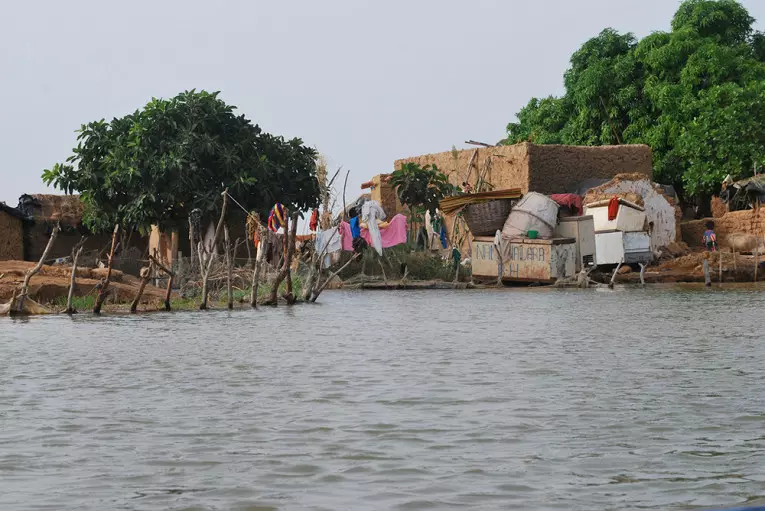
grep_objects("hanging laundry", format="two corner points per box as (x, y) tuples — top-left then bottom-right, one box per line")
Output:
(315, 228), (343, 268)
(439, 224), (448, 249)
(268, 203), (287, 232)
(340, 214), (408, 252)
(309, 209), (319, 232)
(361, 200), (387, 255)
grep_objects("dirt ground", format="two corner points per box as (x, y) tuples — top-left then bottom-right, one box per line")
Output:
(0, 260), (166, 306)
(613, 249), (763, 284)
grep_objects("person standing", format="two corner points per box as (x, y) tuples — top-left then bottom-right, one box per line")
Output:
(703, 221), (718, 252)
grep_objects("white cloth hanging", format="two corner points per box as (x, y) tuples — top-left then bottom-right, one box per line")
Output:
(362, 200), (386, 255)
(316, 228), (342, 268)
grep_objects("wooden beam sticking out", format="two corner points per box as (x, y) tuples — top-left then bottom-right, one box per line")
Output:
(465, 140), (494, 148)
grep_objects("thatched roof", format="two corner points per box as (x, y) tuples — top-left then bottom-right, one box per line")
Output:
(17, 194), (85, 227)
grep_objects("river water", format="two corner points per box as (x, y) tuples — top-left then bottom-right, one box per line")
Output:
(2, 287), (765, 510)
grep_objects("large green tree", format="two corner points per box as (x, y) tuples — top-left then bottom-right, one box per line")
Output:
(43, 90), (320, 234)
(504, 0), (765, 200)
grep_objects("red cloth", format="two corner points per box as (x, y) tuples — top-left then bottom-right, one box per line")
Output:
(607, 196), (620, 221)
(309, 209), (319, 232)
(550, 194), (583, 216)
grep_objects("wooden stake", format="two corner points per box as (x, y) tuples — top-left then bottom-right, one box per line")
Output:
(146, 254), (175, 311)
(164, 273), (173, 311)
(250, 226), (267, 308)
(65, 236), (87, 314)
(224, 225), (233, 310)
(703, 259), (711, 286)
(188, 217), (196, 273)
(17, 223), (60, 313)
(93, 224), (120, 314)
(719, 251), (723, 283)
(284, 214), (298, 302)
(310, 253), (360, 302)
(639, 263), (646, 288)
(755, 247), (759, 283)
(200, 189), (229, 310)
(609, 262), (622, 289)
(130, 262), (153, 314)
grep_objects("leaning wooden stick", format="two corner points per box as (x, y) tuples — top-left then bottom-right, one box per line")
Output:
(130, 260), (154, 313)
(147, 254), (175, 311)
(65, 236), (87, 314)
(17, 223), (60, 314)
(93, 224), (120, 314)
(200, 189), (229, 310)
(224, 225), (233, 310)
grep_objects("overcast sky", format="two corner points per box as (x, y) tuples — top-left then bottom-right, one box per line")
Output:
(2, 0), (764, 210)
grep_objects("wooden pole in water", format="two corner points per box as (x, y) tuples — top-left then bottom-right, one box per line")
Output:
(93, 224), (120, 315)
(719, 251), (723, 283)
(755, 247), (759, 283)
(609, 262), (622, 289)
(130, 261), (153, 314)
(703, 259), (711, 287)
(66, 236), (87, 314)
(639, 263), (646, 288)
(224, 225), (233, 310)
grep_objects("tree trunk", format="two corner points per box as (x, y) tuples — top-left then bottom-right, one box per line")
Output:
(200, 189), (229, 310)
(93, 224), (120, 314)
(225, 225), (233, 310)
(17, 223), (60, 313)
(268, 213), (298, 305)
(147, 254), (175, 311)
(164, 273), (174, 311)
(65, 238), (86, 314)
(250, 226), (267, 308)
(188, 217), (196, 274)
(131, 263), (153, 314)
(244, 224), (252, 267)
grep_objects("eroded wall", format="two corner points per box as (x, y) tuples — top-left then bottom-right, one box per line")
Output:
(681, 209), (765, 247)
(393, 143), (532, 193)
(527, 144), (653, 194)
(0, 212), (23, 260)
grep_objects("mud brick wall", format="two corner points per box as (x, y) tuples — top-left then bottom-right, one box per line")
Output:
(527, 144), (653, 195)
(681, 209), (765, 247)
(368, 175), (403, 219)
(394, 143), (532, 193)
(394, 143), (652, 197)
(0, 211), (24, 260)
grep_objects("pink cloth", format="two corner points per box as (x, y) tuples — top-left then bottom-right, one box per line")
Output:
(341, 214), (408, 251)
(550, 193), (583, 216)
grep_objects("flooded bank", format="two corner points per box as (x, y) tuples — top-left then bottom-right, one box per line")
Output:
(2, 288), (765, 510)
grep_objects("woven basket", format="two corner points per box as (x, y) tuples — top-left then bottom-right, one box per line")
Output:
(463, 199), (515, 236)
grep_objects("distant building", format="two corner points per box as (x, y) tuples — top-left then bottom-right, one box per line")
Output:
(395, 142), (653, 198)
(16, 194), (148, 273)
(0, 202), (25, 261)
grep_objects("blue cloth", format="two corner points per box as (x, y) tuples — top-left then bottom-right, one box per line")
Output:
(439, 225), (448, 249)
(350, 217), (361, 239)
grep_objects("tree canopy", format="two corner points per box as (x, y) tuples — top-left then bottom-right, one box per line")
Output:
(43, 90), (320, 233)
(504, 0), (765, 199)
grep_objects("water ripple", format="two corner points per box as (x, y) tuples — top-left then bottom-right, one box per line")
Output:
(1, 287), (765, 510)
